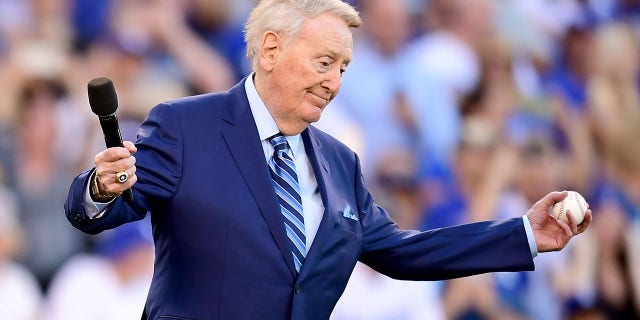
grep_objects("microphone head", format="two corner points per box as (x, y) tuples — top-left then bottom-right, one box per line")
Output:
(87, 77), (118, 116)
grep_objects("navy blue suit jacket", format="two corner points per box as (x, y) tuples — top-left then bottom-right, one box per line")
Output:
(65, 78), (534, 320)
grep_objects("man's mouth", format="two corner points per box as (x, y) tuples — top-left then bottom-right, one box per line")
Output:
(309, 92), (330, 106)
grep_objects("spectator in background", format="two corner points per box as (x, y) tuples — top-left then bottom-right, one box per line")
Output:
(184, 0), (252, 80)
(0, 186), (42, 320)
(0, 77), (88, 289)
(69, 0), (111, 52)
(420, 36), (518, 230)
(406, 0), (498, 230)
(411, 0), (493, 96)
(556, 171), (640, 319)
(43, 219), (154, 320)
(544, 24), (596, 114)
(587, 193), (640, 319)
(588, 22), (640, 170)
(106, 0), (235, 96)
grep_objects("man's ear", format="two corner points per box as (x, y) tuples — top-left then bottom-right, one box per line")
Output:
(259, 31), (279, 72)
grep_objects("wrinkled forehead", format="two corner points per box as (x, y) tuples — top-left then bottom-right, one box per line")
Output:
(292, 13), (354, 55)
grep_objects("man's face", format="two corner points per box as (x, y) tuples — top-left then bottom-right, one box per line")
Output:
(259, 13), (353, 134)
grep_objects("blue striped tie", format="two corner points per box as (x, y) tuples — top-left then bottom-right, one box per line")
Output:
(268, 134), (306, 273)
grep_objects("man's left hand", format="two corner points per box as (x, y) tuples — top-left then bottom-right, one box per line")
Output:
(526, 191), (592, 253)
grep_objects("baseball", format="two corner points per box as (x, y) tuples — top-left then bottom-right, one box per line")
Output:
(551, 191), (588, 225)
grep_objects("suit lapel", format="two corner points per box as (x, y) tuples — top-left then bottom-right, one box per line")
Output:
(220, 80), (296, 277)
(300, 128), (342, 269)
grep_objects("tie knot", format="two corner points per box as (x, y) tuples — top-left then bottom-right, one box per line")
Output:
(269, 134), (290, 153)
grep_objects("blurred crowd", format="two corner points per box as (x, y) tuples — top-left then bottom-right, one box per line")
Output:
(0, 0), (639, 319)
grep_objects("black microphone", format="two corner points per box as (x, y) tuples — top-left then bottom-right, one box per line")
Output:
(87, 77), (133, 202)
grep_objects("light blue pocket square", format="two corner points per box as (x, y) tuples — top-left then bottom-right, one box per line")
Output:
(342, 205), (358, 221)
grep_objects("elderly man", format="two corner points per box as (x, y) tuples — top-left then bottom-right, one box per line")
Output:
(65, 0), (591, 319)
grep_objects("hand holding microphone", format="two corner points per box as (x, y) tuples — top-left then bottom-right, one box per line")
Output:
(88, 77), (136, 202)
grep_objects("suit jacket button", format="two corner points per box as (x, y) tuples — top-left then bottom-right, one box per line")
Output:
(73, 213), (82, 223)
(294, 286), (301, 294)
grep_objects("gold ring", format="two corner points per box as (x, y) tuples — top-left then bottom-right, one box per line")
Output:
(116, 171), (129, 184)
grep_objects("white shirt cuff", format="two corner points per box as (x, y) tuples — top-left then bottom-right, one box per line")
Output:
(84, 177), (114, 219)
(522, 215), (538, 258)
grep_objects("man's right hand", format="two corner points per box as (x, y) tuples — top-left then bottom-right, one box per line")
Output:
(92, 141), (138, 199)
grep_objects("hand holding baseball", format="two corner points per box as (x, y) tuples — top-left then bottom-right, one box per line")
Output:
(525, 191), (592, 253)
(551, 191), (588, 225)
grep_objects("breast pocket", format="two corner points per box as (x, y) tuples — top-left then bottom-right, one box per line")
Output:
(337, 203), (362, 237)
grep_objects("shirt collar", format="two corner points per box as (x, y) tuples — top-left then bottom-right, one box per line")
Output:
(244, 73), (302, 157)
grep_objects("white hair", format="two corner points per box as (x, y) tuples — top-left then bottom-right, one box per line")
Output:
(244, 0), (361, 71)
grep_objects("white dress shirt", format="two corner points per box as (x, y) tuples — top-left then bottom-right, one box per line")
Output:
(244, 74), (324, 253)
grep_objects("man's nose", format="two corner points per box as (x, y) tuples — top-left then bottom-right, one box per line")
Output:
(322, 68), (342, 95)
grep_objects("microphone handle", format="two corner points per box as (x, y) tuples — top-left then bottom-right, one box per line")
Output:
(98, 114), (133, 202)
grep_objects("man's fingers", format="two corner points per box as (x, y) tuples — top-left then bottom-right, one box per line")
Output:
(577, 209), (593, 234)
(109, 156), (136, 172)
(95, 146), (133, 164)
(97, 155), (136, 174)
(534, 191), (568, 211)
(114, 167), (137, 189)
(565, 210), (579, 235)
(97, 166), (137, 195)
(559, 220), (572, 237)
(123, 141), (137, 154)
(93, 144), (138, 197)
(551, 212), (573, 238)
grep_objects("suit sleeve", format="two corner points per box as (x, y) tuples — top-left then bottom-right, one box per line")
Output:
(64, 103), (183, 234)
(354, 154), (534, 281)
